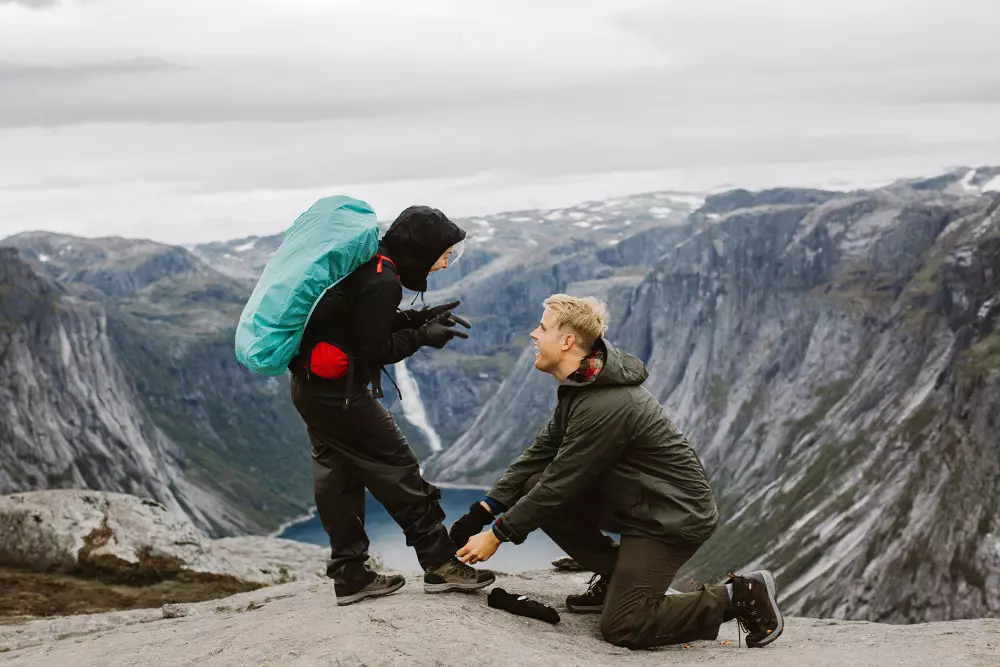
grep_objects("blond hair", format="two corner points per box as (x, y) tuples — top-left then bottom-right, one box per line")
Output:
(543, 294), (609, 350)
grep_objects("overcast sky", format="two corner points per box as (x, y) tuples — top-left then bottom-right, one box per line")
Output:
(1, 0), (998, 244)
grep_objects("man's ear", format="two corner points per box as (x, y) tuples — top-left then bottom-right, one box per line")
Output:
(561, 333), (576, 351)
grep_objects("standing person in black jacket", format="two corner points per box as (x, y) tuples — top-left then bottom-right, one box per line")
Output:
(288, 205), (495, 606)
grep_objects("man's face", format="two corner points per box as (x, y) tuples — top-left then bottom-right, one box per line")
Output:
(530, 308), (571, 373)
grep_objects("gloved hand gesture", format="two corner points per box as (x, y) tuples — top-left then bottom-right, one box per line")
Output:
(420, 299), (462, 325)
(449, 501), (495, 549)
(416, 310), (471, 349)
(397, 299), (462, 329)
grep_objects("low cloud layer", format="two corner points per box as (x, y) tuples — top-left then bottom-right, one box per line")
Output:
(0, 0), (998, 244)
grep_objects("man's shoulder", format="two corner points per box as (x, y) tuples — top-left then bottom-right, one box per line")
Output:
(563, 384), (641, 414)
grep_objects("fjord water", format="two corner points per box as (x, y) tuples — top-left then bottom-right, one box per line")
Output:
(278, 487), (567, 572)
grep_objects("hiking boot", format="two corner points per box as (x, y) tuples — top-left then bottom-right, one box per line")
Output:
(566, 573), (609, 613)
(423, 557), (496, 593)
(335, 571), (406, 606)
(727, 570), (783, 647)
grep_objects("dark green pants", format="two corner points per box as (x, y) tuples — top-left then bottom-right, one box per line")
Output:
(524, 474), (730, 649)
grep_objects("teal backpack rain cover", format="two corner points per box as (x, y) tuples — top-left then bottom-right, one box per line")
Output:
(234, 195), (379, 375)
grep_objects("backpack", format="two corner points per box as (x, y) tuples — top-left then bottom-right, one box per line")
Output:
(234, 195), (380, 376)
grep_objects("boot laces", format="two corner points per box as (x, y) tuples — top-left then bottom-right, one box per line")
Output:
(584, 573), (605, 598)
(450, 558), (477, 580)
(728, 572), (769, 647)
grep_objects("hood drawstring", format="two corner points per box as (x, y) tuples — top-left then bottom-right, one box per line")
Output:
(380, 365), (403, 401)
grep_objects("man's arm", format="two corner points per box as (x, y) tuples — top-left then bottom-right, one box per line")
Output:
(492, 396), (631, 544)
(485, 415), (563, 509)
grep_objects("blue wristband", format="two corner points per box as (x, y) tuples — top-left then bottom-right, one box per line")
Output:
(483, 496), (505, 515)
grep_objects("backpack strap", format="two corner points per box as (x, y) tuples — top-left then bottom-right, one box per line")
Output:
(376, 254), (397, 276)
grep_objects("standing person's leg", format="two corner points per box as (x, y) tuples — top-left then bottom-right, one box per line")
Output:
(341, 393), (495, 592)
(291, 377), (406, 605)
(337, 391), (457, 570)
(291, 376), (372, 585)
(294, 380), (492, 591)
(310, 436), (369, 583)
(599, 536), (729, 648)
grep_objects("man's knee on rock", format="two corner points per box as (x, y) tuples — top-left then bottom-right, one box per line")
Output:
(599, 615), (635, 648)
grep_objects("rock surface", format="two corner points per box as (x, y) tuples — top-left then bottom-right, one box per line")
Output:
(0, 490), (328, 586)
(1, 569), (997, 666)
(0, 239), (315, 537)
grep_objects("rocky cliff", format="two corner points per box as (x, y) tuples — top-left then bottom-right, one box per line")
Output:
(4, 168), (998, 626)
(0, 247), (238, 533)
(426, 167), (1000, 624)
(0, 191), (699, 534)
(0, 237), (314, 536)
(187, 192), (700, 456)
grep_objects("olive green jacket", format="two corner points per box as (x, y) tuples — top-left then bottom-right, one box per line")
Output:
(490, 339), (718, 546)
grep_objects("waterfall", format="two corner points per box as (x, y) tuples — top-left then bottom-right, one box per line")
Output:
(393, 359), (443, 453)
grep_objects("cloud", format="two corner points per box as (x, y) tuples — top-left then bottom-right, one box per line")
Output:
(0, 0), (998, 244)
(0, 0), (60, 9)
(613, 0), (1000, 71)
(0, 57), (181, 81)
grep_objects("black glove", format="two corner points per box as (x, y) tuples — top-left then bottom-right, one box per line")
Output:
(420, 299), (462, 325)
(449, 501), (495, 549)
(398, 299), (462, 329)
(487, 588), (560, 625)
(415, 311), (470, 349)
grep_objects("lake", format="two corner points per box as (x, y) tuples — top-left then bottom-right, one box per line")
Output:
(277, 486), (570, 572)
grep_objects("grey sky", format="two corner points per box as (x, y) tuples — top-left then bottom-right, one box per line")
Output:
(1, 0), (998, 244)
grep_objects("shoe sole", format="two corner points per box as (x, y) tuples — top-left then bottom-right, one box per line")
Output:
(566, 604), (604, 613)
(336, 578), (406, 606)
(423, 574), (496, 593)
(746, 570), (783, 648)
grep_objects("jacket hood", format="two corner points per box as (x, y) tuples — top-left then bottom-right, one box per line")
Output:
(562, 338), (649, 389)
(379, 206), (466, 292)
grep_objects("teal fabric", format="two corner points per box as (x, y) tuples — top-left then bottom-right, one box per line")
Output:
(235, 195), (379, 375)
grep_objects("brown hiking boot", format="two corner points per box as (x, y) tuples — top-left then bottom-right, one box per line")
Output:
(566, 573), (608, 613)
(727, 570), (783, 647)
(423, 557), (495, 593)
(335, 571), (406, 606)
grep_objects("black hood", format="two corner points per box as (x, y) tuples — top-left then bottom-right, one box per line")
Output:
(380, 205), (466, 292)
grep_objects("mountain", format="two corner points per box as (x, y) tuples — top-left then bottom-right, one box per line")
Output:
(425, 166), (1000, 623)
(393, 192), (700, 446)
(0, 191), (702, 533)
(0, 235), (314, 536)
(4, 167), (998, 625)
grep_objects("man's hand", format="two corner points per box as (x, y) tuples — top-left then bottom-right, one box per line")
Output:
(457, 529), (501, 564)
(448, 501), (494, 549)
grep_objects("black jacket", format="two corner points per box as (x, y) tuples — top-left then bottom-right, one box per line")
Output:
(290, 206), (465, 390)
